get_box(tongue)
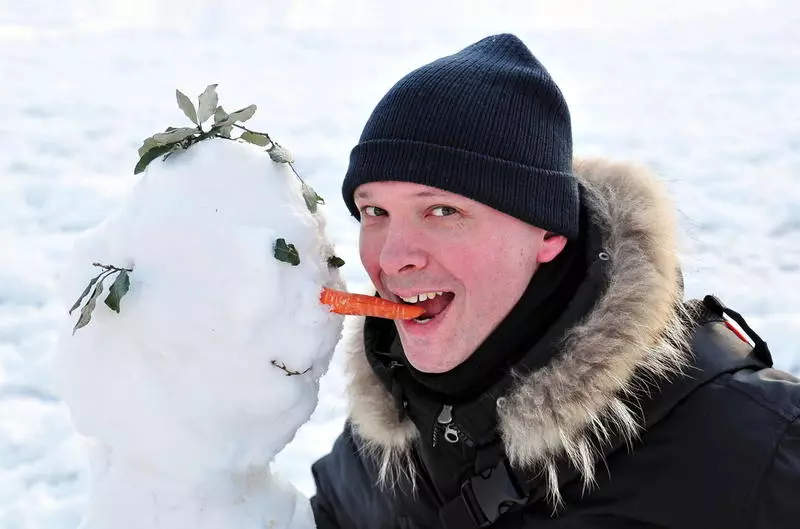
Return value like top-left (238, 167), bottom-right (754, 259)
top-left (416, 293), bottom-right (454, 318)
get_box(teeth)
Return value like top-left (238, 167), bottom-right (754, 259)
top-left (400, 291), bottom-right (443, 304)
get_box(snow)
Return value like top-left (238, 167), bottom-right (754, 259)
top-left (50, 139), bottom-right (345, 528)
top-left (1, 0), bottom-right (799, 527)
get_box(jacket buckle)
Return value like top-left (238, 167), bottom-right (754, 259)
top-left (458, 458), bottom-right (528, 527)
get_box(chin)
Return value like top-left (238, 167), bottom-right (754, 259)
top-left (405, 349), bottom-right (463, 374)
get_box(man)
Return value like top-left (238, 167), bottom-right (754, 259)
top-left (310, 34), bottom-right (800, 528)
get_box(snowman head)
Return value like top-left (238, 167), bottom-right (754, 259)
top-left (55, 138), bottom-right (345, 477)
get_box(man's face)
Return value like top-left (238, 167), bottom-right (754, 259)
top-left (354, 181), bottom-right (567, 373)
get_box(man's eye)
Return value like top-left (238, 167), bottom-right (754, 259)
top-left (430, 206), bottom-right (457, 217)
top-left (362, 206), bottom-right (387, 217)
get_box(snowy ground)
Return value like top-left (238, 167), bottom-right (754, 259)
top-left (1, 1), bottom-right (798, 527)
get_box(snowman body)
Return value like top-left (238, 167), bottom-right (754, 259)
top-left (53, 139), bottom-right (344, 529)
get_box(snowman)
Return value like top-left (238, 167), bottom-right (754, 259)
top-left (51, 86), bottom-right (421, 529)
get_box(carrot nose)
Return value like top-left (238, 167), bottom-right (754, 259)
top-left (320, 287), bottom-right (424, 320)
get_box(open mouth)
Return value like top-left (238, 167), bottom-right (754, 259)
top-left (398, 291), bottom-right (455, 324)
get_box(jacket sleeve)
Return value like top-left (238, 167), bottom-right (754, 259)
top-left (310, 422), bottom-right (400, 529)
top-left (748, 416), bottom-right (800, 528)
top-left (310, 425), bottom-right (359, 529)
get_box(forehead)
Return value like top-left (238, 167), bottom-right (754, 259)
top-left (354, 181), bottom-right (463, 202)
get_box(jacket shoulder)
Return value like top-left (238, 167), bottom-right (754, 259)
top-left (690, 295), bottom-right (800, 420)
top-left (718, 365), bottom-right (800, 422)
top-left (686, 298), bottom-right (800, 423)
top-left (578, 314), bottom-right (800, 528)
top-left (708, 361), bottom-right (800, 528)
top-left (687, 311), bottom-right (800, 475)
top-left (656, 313), bottom-right (800, 527)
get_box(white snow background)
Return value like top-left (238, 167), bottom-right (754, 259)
top-left (1, 0), bottom-right (798, 527)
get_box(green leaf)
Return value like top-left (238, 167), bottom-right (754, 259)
top-left (137, 137), bottom-right (159, 158)
top-left (104, 270), bottom-right (131, 313)
top-left (69, 271), bottom-right (106, 315)
top-left (227, 104), bottom-right (257, 123)
top-left (218, 124), bottom-right (233, 139)
top-left (214, 106), bottom-right (228, 124)
top-left (240, 131), bottom-right (271, 147)
top-left (273, 238), bottom-right (300, 266)
top-left (73, 274), bottom-right (107, 334)
top-left (152, 127), bottom-right (198, 144)
top-left (134, 143), bottom-right (178, 174)
top-left (327, 256), bottom-right (345, 268)
top-left (268, 143), bottom-right (294, 164)
top-left (213, 104), bottom-right (257, 128)
top-left (176, 89), bottom-right (199, 125)
top-left (301, 181), bottom-right (324, 213)
top-left (197, 84), bottom-right (219, 125)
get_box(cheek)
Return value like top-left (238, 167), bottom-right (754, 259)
top-left (450, 236), bottom-right (538, 298)
top-left (358, 230), bottom-right (383, 280)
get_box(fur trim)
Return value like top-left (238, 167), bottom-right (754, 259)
top-left (344, 317), bottom-right (420, 490)
top-left (344, 157), bottom-right (692, 506)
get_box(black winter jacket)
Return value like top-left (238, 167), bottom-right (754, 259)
top-left (310, 159), bottom-right (800, 529)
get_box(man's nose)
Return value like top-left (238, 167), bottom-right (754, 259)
top-left (378, 220), bottom-right (428, 275)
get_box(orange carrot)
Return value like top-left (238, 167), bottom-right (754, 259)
top-left (320, 287), bottom-right (424, 320)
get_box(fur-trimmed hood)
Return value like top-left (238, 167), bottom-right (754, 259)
top-left (341, 158), bottom-right (693, 505)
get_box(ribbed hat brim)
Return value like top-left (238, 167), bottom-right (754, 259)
top-left (343, 139), bottom-right (580, 239)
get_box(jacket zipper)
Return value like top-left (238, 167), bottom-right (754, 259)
top-left (432, 404), bottom-right (462, 447)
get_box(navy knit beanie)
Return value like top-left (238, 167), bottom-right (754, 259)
top-left (342, 33), bottom-right (580, 239)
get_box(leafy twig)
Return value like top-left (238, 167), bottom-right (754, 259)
top-left (70, 263), bottom-right (133, 334)
top-left (134, 84), bottom-right (327, 214)
top-left (271, 360), bottom-right (312, 377)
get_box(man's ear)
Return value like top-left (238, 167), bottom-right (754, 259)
top-left (537, 232), bottom-right (568, 263)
